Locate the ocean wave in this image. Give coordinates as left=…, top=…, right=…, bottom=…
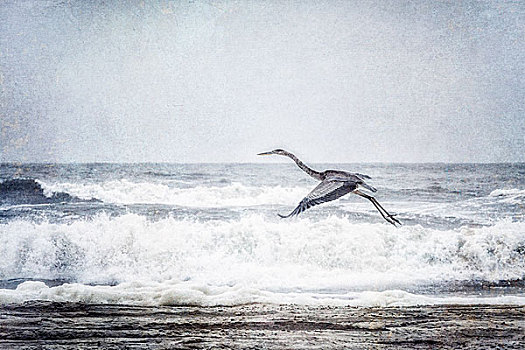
left=1, top=214, right=523, bottom=291
left=1, top=280, right=524, bottom=307
left=37, top=180, right=308, bottom=207
left=0, top=179, right=87, bottom=206
left=489, top=188, right=525, bottom=197
left=489, top=188, right=525, bottom=204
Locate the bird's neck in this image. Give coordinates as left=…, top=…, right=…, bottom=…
left=284, top=152, right=323, bottom=180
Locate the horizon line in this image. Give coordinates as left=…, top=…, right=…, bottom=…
left=1, top=161, right=524, bottom=165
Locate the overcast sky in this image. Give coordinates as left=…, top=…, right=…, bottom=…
left=1, top=0, right=524, bottom=163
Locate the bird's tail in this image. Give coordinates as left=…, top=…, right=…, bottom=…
left=360, top=182, right=377, bottom=192
left=356, top=173, right=371, bottom=180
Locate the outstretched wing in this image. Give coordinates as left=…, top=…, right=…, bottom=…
left=279, top=180, right=357, bottom=218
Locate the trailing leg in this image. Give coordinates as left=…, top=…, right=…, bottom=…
left=354, top=190, right=401, bottom=226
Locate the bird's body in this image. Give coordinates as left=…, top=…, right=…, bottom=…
left=258, top=149, right=401, bottom=226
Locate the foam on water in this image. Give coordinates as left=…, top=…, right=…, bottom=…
left=1, top=213, right=524, bottom=305
left=38, top=180, right=308, bottom=207
left=2, top=280, right=525, bottom=307
left=489, top=188, right=525, bottom=204
left=489, top=188, right=525, bottom=197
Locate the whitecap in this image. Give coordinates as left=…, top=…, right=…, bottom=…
left=37, top=179, right=308, bottom=207
left=1, top=214, right=523, bottom=292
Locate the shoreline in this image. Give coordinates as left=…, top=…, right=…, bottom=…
left=1, top=302, right=524, bottom=349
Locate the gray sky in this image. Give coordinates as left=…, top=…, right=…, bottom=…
left=1, top=0, right=524, bottom=163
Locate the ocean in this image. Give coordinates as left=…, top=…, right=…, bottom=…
left=1, top=162, right=524, bottom=307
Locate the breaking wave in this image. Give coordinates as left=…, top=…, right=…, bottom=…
left=0, top=214, right=523, bottom=305
left=0, top=179, right=86, bottom=206
left=38, top=180, right=308, bottom=207
left=489, top=188, right=525, bottom=204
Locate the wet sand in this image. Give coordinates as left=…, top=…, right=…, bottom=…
left=1, top=302, right=524, bottom=349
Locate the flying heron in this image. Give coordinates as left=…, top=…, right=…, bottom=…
left=258, top=149, right=401, bottom=226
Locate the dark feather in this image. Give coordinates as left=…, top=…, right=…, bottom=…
left=279, top=180, right=357, bottom=218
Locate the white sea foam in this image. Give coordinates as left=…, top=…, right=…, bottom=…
left=1, top=280, right=524, bottom=307
left=489, top=188, right=525, bottom=197
left=38, top=180, right=307, bottom=207
left=1, top=214, right=524, bottom=304
left=489, top=188, right=525, bottom=204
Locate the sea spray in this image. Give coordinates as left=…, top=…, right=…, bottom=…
left=1, top=214, right=523, bottom=289
left=1, top=163, right=524, bottom=306
left=37, top=179, right=308, bottom=207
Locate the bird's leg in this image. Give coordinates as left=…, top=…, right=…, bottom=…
left=354, top=190, right=401, bottom=226
left=363, top=195, right=400, bottom=226
left=371, top=197, right=401, bottom=226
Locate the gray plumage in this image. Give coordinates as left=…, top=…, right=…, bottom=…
left=258, top=149, right=401, bottom=226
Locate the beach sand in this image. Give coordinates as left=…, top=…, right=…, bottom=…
left=1, top=302, right=524, bottom=349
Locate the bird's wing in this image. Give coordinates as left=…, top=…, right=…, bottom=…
left=278, top=180, right=357, bottom=218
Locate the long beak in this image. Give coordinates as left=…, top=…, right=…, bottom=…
left=257, top=152, right=273, bottom=156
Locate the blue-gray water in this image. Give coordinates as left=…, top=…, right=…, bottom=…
left=0, top=163, right=524, bottom=306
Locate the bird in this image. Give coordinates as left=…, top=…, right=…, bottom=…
left=258, top=149, right=401, bottom=226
